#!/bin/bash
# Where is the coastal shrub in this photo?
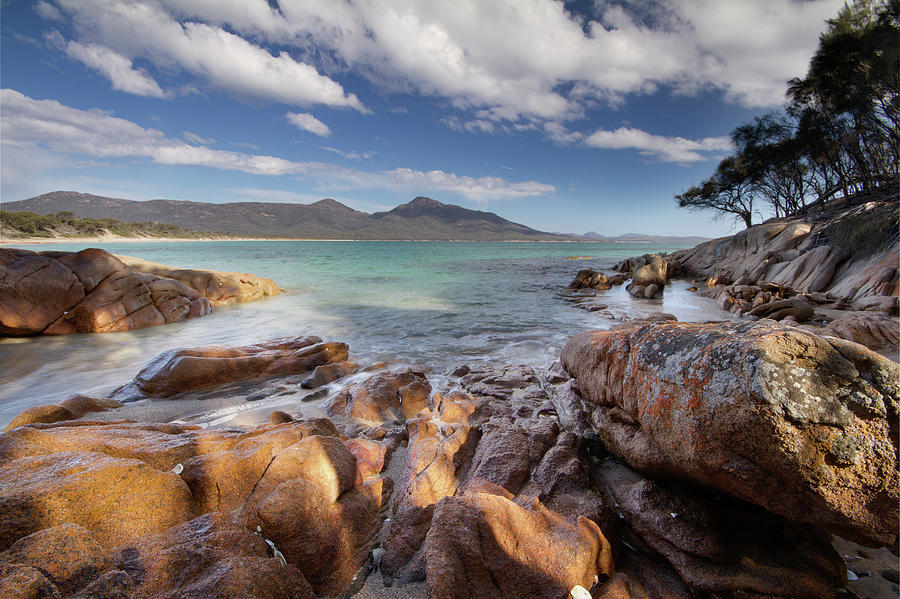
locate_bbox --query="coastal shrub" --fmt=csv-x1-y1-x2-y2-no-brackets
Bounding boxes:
0,210,231,239
824,203,899,257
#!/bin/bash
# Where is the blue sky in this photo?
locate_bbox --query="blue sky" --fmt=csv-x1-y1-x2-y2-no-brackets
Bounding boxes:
1,0,843,236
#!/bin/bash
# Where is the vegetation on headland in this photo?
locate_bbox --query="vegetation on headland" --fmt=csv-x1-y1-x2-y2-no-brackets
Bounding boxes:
0,210,233,240
677,0,899,228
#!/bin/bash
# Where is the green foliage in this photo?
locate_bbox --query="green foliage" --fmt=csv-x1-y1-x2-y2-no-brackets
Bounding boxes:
678,0,899,227
823,202,900,256
0,210,229,239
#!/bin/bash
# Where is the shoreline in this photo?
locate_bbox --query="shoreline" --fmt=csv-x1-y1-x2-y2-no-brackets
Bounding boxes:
1,235,696,245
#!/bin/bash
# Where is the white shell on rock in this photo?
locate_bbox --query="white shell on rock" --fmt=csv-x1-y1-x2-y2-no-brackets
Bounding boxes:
171,463,183,475
570,584,592,599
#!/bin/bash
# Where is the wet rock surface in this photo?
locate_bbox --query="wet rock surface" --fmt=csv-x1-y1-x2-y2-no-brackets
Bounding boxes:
111,336,348,400
1,328,897,598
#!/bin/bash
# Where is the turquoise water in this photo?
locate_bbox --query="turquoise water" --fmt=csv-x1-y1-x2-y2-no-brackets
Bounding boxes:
0,241,724,426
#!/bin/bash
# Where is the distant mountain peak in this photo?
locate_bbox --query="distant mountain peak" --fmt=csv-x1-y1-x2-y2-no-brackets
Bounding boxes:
310,198,360,213
409,196,443,207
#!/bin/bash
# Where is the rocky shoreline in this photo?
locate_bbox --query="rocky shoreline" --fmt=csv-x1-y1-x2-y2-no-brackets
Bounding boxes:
0,318,897,598
570,191,899,356
1,195,897,597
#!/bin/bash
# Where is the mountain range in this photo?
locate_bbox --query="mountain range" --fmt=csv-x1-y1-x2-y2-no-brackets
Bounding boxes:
3,191,708,243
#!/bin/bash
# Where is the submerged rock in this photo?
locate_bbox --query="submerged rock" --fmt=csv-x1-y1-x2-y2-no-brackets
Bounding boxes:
562,319,899,547
570,269,612,290
113,336,348,399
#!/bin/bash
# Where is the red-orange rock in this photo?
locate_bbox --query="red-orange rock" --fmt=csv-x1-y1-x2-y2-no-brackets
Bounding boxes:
182,419,341,513
345,438,387,479
424,493,614,599
327,370,431,424
0,248,84,335
116,254,283,305
0,523,109,594
3,395,122,431
0,248,211,336
112,512,314,599
0,451,194,550
0,407,396,598
120,337,347,398
0,562,60,598
561,319,899,547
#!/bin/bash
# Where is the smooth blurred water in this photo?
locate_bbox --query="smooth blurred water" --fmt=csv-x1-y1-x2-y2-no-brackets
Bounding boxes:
0,240,726,427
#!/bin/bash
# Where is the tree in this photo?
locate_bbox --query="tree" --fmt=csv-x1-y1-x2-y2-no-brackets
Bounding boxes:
676,156,756,228
677,0,898,225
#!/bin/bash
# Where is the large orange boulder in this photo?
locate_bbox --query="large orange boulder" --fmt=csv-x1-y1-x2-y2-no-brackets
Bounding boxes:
0,248,210,336
0,414,390,598
0,523,109,595
238,435,392,595
561,319,899,547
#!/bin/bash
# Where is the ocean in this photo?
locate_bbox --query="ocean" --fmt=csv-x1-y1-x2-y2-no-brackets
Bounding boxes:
0,240,726,427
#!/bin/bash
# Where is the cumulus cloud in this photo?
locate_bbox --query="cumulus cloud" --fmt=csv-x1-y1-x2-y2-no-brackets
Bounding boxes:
64,41,168,98
48,0,366,111
286,112,331,137
584,127,732,163
384,168,555,202
1,89,552,200
36,0,840,123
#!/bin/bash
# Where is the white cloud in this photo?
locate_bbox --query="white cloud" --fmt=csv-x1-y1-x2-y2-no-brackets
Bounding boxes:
1,88,311,175
132,0,842,118
544,122,585,145
1,89,552,201
64,41,168,98
183,131,215,145
384,168,555,202
34,1,63,21
35,0,841,127
49,0,366,111
286,112,331,137
320,147,375,161
584,126,732,163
